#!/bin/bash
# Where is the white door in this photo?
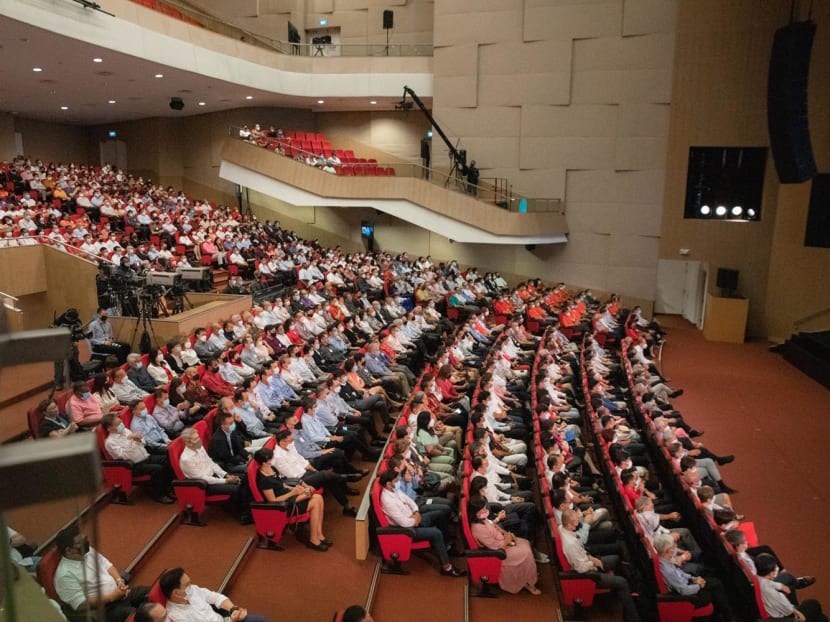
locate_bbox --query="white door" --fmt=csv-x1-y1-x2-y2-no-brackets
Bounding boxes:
656,259,703,324
99,140,127,170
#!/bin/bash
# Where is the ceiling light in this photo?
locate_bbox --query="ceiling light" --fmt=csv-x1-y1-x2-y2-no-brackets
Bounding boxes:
32,67,43,72
317,99,325,104
198,101,206,106
245,95,253,100
715,205,727,216
699,205,711,215
108,100,116,104
370,100,377,105
93,57,103,63
747,208,756,218
60,106,69,110
155,73,164,78
731,206,743,216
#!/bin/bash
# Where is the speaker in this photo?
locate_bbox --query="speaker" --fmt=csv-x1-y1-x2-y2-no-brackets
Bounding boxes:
716,268,739,291
767,20,817,184
805,174,830,248
383,9,394,29
169,97,184,111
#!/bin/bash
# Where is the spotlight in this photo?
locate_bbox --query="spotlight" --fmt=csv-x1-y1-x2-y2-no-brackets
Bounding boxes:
747,208,756,218
169,97,184,111
700,205,711,216
731,206,743,216
715,205,727,216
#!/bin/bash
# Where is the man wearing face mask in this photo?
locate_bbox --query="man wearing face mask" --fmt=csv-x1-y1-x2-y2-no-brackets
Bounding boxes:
67,380,105,428
126,353,161,393
207,410,249,474
54,524,150,622
193,327,223,362
101,413,175,504
129,400,171,452
88,307,130,364
39,398,79,438
160,567,266,622
202,357,236,398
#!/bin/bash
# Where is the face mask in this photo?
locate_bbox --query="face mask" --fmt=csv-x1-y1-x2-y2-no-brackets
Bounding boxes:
138,409,148,417
476,509,490,521
157,355,164,363
163,399,170,407
228,422,237,433
178,385,186,394
117,423,126,434
191,440,202,450
199,335,207,342
82,391,91,400
136,362,142,369
100,315,107,322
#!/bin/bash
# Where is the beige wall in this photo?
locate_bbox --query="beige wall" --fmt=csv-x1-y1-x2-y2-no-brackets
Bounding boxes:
0,113,17,161
431,0,679,301
13,117,88,164
661,0,830,339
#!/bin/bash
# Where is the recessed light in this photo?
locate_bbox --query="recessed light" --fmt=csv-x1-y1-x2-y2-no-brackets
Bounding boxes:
198,101,206,106
245,95,253,100
154,73,164,78
60,106,69,110
317,99,325,104
93,57,103,63
32,67,43,72
370,100,377,105
108,100,116,104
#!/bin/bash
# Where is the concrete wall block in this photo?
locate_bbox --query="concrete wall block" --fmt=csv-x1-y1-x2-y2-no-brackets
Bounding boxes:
435,0,522,15
606,264,657,298
622,0,679,36
522,104,618,138
570,70,622,104
609,232,659,268
433,75,479,108
520,137,617,170
479,74,571,107
573,34,675,72
616,103,671,137
615,137,667,170
479,40,573,75
435,106,521,137
458,136,519,169
434,45,478,77
434,11,523,47
524,1,623,42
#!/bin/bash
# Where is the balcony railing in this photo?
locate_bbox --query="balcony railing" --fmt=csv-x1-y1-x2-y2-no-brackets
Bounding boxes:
229,128,563,215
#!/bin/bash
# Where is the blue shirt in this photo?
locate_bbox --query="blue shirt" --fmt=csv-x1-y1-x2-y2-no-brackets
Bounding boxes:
659,557,699,596
268,373,298,402
130,412,169,447
300,413,330,443
364,352,392,375
234,405,267,438
255,382,282,410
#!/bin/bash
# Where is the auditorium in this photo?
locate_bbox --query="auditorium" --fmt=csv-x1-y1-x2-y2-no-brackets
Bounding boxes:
0,1,828,621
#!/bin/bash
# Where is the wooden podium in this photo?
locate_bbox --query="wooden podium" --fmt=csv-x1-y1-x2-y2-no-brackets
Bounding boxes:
703,294,749,343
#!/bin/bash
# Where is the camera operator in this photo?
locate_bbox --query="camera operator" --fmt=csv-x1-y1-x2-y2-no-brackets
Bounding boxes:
88,307,130,365
52,308,89,387
466,160,479,196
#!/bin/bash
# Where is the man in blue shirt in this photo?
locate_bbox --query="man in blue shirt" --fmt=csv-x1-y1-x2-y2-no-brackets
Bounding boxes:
364,342,410,395
284,413,367,482
129,400,171,453
298,397,378,461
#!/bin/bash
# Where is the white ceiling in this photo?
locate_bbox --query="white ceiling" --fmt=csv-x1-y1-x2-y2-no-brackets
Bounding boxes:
0,14,420,126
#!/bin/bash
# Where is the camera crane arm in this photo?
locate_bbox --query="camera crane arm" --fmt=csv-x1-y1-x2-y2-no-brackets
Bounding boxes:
401,86,467,171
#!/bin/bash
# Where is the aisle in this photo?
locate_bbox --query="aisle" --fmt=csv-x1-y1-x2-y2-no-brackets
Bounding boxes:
656,315,830,603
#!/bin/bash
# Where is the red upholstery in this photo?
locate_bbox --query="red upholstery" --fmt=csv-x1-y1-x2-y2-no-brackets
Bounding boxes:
27,404,44,438
96,424,151,503
36,545,62,602
652,553,714,622
460,504,505,595
147,572,168,605
550,520,606,606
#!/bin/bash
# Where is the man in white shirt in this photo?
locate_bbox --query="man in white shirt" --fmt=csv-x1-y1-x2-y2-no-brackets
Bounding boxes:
111,369,148,404
101,413,175,504
54,524,149,621
377,469,465,577
159,567,265,622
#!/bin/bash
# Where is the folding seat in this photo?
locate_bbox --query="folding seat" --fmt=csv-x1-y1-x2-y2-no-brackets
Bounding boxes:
168,436,232,526
460,503,506,597
371,477,431,574
96,419,152,504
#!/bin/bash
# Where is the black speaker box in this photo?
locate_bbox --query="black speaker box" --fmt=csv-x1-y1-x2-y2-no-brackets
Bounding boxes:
805,174,830,248
767,20,817,184
383,9,394,29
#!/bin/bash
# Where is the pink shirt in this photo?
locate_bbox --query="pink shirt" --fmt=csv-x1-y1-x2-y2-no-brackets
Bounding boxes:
67,394,103,424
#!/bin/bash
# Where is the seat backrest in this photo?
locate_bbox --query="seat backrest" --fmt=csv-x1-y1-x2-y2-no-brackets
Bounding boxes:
193,420,211,446
27,405,45,438
247,459,264,502
460,504,478,550
168,437,186,479
36,545,63,602
148,572,168,606
202,408,218,433
96,425,114,460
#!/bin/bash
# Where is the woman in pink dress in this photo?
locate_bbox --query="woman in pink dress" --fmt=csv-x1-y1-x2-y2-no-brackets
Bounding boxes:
468,497,541,595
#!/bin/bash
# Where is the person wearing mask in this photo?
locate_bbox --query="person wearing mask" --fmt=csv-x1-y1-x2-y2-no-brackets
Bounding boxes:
126,353,161,392
67,380,104,428
207,410,249,474
159,567,266,622
88,307,129,364
128,400,171,452
38,399,79,438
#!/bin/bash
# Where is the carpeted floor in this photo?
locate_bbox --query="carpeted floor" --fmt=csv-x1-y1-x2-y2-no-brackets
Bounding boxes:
656,315,830,604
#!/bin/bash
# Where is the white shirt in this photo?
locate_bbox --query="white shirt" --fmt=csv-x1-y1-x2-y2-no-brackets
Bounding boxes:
179,446,227,485
165,584,228,622
381,487,419,527
104,430,149,463
54,548,116,610
272,443,308,479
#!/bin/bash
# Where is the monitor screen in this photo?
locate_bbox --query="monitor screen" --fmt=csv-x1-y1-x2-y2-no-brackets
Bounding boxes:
361,225,374,237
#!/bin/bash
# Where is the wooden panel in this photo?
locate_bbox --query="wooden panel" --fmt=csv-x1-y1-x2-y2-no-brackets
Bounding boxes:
0,246,47,297
703,294,749,343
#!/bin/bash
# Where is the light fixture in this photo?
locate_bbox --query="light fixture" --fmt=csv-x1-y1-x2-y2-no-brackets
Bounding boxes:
198,101,206,106
108,100,116,104
731,206,743,216
715,205,727,216
93,57,103,63
370,100,377,105
60,106,69,110
700,205,711,216
317,99,325,104
747,208,756,218
154,73,164,78
319,18,328,26
245,95,253,100
32,67,43,72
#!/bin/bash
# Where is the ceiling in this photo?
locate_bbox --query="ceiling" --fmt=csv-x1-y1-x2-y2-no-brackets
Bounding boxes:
0,14,416,126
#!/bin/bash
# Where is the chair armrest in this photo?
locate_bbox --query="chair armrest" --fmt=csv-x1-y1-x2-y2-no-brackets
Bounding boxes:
465,548,507,560
172,479,207,490
377,526,417,538
250,501,289,512
657,592,698,603
102,459,134,469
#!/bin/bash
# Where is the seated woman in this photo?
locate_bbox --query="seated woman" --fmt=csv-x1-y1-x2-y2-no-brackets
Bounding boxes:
91,372,120,416
414,410,455,465
252,448,330,552
147,347,176,384
467,497,540,595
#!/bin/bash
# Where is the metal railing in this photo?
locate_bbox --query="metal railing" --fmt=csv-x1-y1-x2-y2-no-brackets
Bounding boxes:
229,129,563,214
150,0,432,58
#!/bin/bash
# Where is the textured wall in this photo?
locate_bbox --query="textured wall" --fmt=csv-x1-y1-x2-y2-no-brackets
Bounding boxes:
431,0,679,300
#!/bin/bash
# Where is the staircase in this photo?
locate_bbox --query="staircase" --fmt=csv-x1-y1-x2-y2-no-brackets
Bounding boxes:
780,330,830,390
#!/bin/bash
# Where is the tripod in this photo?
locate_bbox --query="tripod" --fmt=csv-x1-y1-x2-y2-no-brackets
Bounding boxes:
445,156,466,191
130,299,161,355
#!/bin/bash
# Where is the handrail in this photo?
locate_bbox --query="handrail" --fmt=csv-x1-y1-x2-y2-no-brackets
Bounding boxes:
229,128,564,215
793,304,830,331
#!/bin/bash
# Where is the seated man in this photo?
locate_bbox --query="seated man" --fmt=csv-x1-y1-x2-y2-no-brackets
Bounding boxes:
39,398,79,439
178,427,248,523
134,602,167,622
111,368,148,405
653,533,733,622
126,353,162,393
88,307,130,364
207,410,250,474
54,524,149,622
159,567,266,622
560,508,642,622
202,357,236,398
378,469,466,577
128,400,171,453
271,429,357,516
101,413,175,504
755,553,827,622
725,529,815,596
